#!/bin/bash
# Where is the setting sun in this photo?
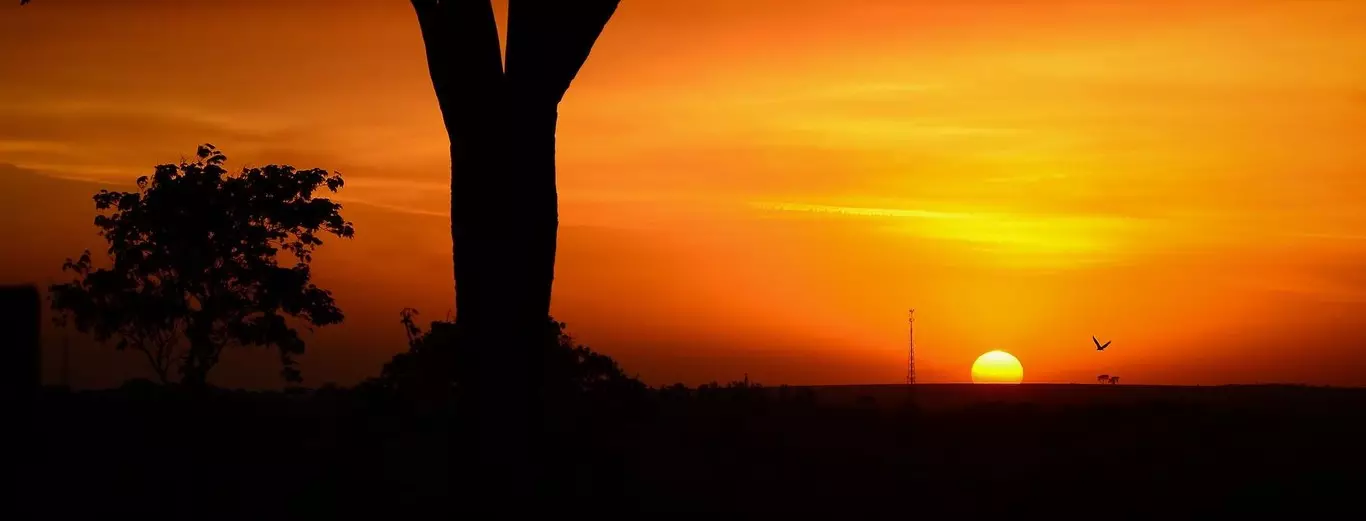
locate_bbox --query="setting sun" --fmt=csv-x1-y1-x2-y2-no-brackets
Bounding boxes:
971,351,1024,384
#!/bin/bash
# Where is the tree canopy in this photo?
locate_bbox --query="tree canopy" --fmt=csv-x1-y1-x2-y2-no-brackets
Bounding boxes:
50,144,354,386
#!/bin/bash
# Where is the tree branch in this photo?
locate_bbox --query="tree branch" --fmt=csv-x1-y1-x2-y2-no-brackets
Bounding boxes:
505,0,620,104
131,331,170,384
411,0,505,136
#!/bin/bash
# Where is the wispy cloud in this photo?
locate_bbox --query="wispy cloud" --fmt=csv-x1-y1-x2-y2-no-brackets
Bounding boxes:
334,197,449,219
1291,232,1366,243
0,162,139,185
749,201,969,220
0,140,74,155
751,199,1142,267
737,82,946,106
341,177,448,192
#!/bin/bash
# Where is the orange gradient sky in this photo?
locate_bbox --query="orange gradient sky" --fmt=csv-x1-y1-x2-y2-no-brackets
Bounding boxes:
3,0,1366,388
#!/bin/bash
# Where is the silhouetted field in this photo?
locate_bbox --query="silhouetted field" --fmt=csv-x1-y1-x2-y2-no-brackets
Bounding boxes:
18,383,1364,517
801,382,1366,412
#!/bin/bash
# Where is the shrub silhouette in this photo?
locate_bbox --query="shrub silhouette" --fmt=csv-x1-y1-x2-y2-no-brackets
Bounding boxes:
49,144,353,386
373,310,645,405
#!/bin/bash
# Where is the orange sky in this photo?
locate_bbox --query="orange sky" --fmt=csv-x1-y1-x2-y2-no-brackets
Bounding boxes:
3,0,1366,388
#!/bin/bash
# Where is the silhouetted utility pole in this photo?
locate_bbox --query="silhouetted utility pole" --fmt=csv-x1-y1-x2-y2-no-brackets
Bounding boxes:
906,309,917,384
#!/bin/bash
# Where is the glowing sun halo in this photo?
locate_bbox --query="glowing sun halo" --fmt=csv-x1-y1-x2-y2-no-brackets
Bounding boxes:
971,350,1024,384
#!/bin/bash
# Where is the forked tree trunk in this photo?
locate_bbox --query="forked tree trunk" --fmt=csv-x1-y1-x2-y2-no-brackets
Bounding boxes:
410,0,619,506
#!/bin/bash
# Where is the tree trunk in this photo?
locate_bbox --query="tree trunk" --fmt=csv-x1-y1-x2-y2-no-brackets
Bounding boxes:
411,0,619,508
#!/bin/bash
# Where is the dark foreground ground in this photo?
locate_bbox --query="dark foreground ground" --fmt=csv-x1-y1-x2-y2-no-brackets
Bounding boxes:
11,383,1366,517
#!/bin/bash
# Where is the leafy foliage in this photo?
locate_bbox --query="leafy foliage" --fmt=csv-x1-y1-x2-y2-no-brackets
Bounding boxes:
373,311,645,401
369,308,460,399
50,144,354,386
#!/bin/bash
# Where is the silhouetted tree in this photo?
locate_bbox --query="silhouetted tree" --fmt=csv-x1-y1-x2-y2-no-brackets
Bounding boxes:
1098,374,1111,384
1110,376,1120,385
407,3,620,501
410,0,619,329
49,145,353,387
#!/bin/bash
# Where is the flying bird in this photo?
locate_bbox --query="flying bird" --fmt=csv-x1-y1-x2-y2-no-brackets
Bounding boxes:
1093,336,1112,351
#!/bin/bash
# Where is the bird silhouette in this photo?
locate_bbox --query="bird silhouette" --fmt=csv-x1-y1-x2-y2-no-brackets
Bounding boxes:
1093,336,1112,351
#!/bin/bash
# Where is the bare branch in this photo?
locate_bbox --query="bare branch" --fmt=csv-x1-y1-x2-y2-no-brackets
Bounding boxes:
411,0,505,135
505,0,620,104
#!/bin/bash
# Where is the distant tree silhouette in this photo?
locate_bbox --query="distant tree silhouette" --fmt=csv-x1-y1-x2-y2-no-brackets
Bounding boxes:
49,145,353,387
1109,376,1120,385
1098,374,1111,384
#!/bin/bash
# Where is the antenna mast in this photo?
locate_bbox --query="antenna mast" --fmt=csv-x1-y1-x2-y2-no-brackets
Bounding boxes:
906,308,916,384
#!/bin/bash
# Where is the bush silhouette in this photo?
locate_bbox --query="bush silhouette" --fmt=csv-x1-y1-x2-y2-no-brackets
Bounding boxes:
49,144,353,386
372,310,645,406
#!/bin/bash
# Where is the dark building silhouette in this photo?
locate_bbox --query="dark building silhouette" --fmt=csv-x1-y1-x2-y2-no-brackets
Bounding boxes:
1,285,41,401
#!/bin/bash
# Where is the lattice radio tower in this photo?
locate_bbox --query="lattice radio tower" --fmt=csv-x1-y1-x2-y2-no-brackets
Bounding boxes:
906,308,916,384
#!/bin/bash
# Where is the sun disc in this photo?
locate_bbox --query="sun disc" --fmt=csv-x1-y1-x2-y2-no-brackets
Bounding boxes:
971,350,1024,384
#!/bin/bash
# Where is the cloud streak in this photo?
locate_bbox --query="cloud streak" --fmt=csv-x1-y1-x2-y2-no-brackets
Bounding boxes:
749,201,970,220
